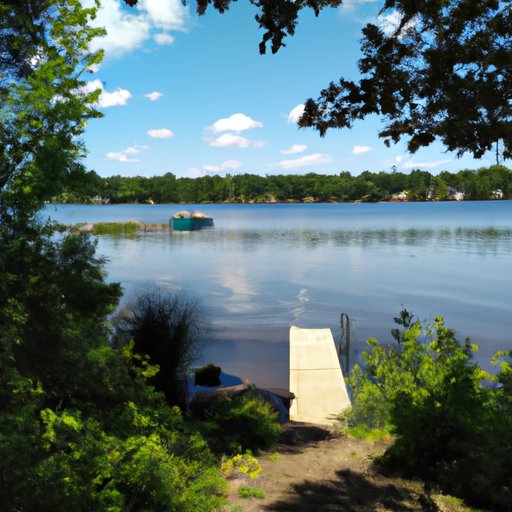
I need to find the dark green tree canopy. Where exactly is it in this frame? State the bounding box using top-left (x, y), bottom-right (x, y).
top-left (300, 0), bottom-right (512, 160)
top-left (123, 0), bottom-right (512, 160)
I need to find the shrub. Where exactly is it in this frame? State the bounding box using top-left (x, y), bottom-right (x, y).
top-left (195, 363), bottom-right (221, 386)
top-left (347, 311), bottom-right (512, 510)
top-left (113, 287), bottom-right (205, 407)
top-left (191, 389), bottom-right (282, 455)
top-left (221, 451), bottom-right (262, 479)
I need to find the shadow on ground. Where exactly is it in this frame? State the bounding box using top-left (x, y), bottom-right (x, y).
top-left (273, 422), bottom-right (336, 454)
top-left (257, 423), bottom-right (435, 512)
top-left (263, 467), bottom-right (429, 512)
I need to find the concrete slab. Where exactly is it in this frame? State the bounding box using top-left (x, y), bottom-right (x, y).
top-left (289, 326), bottom-right (351, 425)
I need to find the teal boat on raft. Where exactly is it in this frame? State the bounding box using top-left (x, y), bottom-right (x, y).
top-left (170, 211), bottom-right (214, 231)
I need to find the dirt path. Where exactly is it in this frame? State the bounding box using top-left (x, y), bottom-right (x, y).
top-left (223, 423), bottom-right (469, 512)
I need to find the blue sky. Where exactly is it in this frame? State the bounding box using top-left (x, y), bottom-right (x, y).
top-left (83, 0), bottom-right (495, 179)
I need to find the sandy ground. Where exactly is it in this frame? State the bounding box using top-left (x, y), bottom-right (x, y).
top-left (223, 422), bottom-right (472, 512)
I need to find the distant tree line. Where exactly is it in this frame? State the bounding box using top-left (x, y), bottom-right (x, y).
top-left (57, 165), bottom-right (512, 204)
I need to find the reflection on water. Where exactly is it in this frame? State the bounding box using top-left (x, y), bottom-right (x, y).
top-left (172, 227), bottom-right (512, 255)
top-left (44, 202), bottom-right (512, 388)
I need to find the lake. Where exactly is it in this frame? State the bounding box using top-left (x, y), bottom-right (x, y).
top-left (42, 201), bottom-right (512, 389)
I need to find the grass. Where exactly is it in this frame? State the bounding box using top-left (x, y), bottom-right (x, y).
top-left (346, 424), bottom-right (393, 442)
top-left (261, 451), bottom-right (279, 463)
top-left (91, 222), bottom-right (141, 235)
top-left (237, 485), bottom-right (265, 500)
top-left (432, 493), bottom-right (487, 512)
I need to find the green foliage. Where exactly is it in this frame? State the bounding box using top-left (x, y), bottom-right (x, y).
top-left (298, 1), bottom-right (512, 160)
top-left (91, 221), bottom-right (141, 235)
top-left (0, 2), bottom-right (229, 510)
top-left (0, 226), bottom-right (227, 510)
top-left (345, 424), bottom-right (392, 442)
top-left (0, 219), bottom-right (227, 510)
top-left (191, 389), bottom-right (282, 455)
top-left (0, 0), bottom-right (105, 219)
top-left (237, 485), bottom-right (265, 500)
top-left (58, 166), bottom-right (512, 204)
top-left (347, 312), bottom-right (512, 510)
top-left (10, 404), bottom-right (225, 511)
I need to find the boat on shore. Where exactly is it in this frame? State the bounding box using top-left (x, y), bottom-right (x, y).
top-left (170, 210), bottom-right (214, 231)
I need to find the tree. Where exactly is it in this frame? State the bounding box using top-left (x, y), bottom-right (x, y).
top-left (0, 0), bottom-right (104, 223)
top-left (407, 169), bottom-right (432, 201)
top-left (112, 288), bottom-right (206, 407)
top-left (347, 313), bottom-right (512, 510)
top-left (123, 0), bottom-right (512, 161)
top-left (192, 0), bottom-right (342, 55)
top-left (123, 0), bottom-right (342, 55)
top-left (299, 1), bottom-right (512, 160)
top-left (0, 3), bottom-right (226, 509)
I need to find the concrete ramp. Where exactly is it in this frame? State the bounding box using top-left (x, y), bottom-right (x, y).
top-left (289, 326), bottom-right (351, 425)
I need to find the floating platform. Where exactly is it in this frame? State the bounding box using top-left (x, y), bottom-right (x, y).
top-left (170, 211), bottom-right (214, 231)
top-left (289, 326), bottom-right (351, 425)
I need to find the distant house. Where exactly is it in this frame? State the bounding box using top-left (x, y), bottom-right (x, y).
top-left (448, 187), bottom-right (465, 201)
top-left (490, 189), bottom-right (504, 200)
top-left (90, 195), bottom-right (110, 204)
top-left (391, 190), bottom-right (408, 202)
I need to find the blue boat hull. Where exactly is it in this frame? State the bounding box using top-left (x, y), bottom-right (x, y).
top-left (171, 217), bottom-right (214, 231)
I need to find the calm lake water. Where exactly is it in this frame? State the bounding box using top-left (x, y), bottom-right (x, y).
top-left (42, 201), bottom-right (512, 389)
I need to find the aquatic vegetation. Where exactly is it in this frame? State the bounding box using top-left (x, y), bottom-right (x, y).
top-left (91, 221), bottom-right (142, 235)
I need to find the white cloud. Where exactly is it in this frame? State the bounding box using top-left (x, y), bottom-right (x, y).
top-left (147, 128), bottom-right (174, 138)
top-left (85, 0), bottom-right (187, 57)
top-left (281, 144), bottom-right (307, 155)
top-left (202, 160), bottom-right (241, 172)
top-left (99, 88), bottom-right (131, 107)
top-left (401, 158), bottom-right (452, 170)
top-left (106, 152), bottom-right (138, 163)
top-left (202, 165), bottom-right (222, 172)
top-left (106, 145), bottom-right (148, 163)
top-left (154, 33), bottom-right (175, 45)
top-left (87, 63), bottom-right (101, 73)
top-left (276, 153), bottom-right (333, 170)
top-left (378, 10), bottom-right (417, 37)
top-left (140, 0), bottom-right (187, 30)
top-left (145, 91), bottom-right (163, 101)
top-left (342, 0), bottom-right (379, 9)
top-left (352, 145), bottom-right (373, 155)
top-left (287, 104), bottom-right (305, 123)
top-left (30, 54), bottom-right (43, 68)
top-left (186, 167), bottom-right (203, 178)
top-left (86, 0), bottom-right (150, 57)
top-left (209, 133), bottom-right (266, 149)
top-left (210, 113), bottom-right (263, 133)
top-left (83, 79), bottom-right (132, 107)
